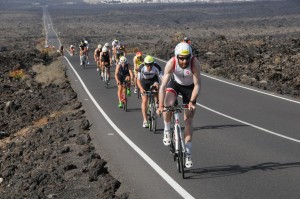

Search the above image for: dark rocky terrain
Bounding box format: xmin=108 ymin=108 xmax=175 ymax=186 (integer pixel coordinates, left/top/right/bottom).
xmin=1 ymin=0 xmax=300 ymax=198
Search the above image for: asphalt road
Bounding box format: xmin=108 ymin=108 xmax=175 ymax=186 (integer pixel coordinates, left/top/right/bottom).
xmin=43 ymin=6 xmax=300 ymax=199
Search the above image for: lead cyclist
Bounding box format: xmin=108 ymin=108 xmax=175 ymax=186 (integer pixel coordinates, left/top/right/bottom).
xmin=157 ymin=42 xmax=201 ymax=168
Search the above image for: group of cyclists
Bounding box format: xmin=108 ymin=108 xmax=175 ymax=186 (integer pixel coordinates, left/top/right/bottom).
xmin=71 ymin=37 xmax=200 ymax=168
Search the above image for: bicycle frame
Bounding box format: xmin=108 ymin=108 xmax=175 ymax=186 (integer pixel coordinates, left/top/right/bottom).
xmin=145 ymin=90 xmax=157 ymax=132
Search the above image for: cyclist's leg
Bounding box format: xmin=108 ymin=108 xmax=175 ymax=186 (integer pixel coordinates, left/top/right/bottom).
xmin=125 ymin=75 xmax=131 ymax=96
xmin=141 ymin=80 xmax=151 ymax=127
xmin=181 ymin=85 xmax=195 ymax=168
xmin=117 ymin=75 xmax=124 ymax=108
xmin=86 ymin=50 xmax=89 ymax=64
xmin=134 ymin=71 xmax=138 ymax=93
xmin=107 ymin=65 xmax=111 ymax=81
xmin=164 ymin=86 xmax=178 ymax=123
xmin=162 ymin=79 xmax=178 ymax=146
xmin=80 ymin=52 xmax=83 ymax=65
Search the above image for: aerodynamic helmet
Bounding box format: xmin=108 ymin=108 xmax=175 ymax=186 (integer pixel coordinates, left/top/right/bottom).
xmin=102 ymin=46 xmax=108 ymax=53
xmin=144 ymin=55 xmax=154 ymax=65
xmin=119 ymin=56 xmax=127 ymax=63
xmin=136 ymin=52 xmax=143 ymax=57
xmin=174 ymin=42 xmax=192 ymax=56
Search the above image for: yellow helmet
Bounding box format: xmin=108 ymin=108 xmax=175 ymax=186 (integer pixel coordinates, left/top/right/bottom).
xmin=144 ymin=55 xmax=154 ymax=65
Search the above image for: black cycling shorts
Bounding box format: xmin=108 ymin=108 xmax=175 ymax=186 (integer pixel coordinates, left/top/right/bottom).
xmin=166 ymin=78 xmax=194 ymax=104
xmin=141 ymin=76 xmax=159 ymax=91
xmin=117 ymin=74 xmax=130 ymax=84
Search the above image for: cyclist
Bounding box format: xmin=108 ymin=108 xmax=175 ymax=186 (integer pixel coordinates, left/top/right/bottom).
xmin=182 ymin=36 xmax=192 ymax=46
xmin=104 ymin=43 xmax=112 ymax=58
xmin=79 ymin=40 xmax=87 ymax=65
xmin=133 ymin=51 xmax=144 ymax=93
xmin=137 ymin=55 xmax=162 ymax=128
xmin=111 ymin=39 xmax=119 ymax=62
xmin=156 ymin=42 xmax=201 ymax=168
xmin=115 ymin=56 xmax=133 ymax=108
xmin=100 ymin=46 xmax=112 ymax=84
xmin=94 ymin=44 xmax=102 ymax=73
xmin=84 ymin=40 xmax=90 ymax=64
xmin=59 ymin=45 xmax=64 ymax=56
xmin=70 ymin=45 xmax=75 ymax=56
xmin=114 ymin=43 xmax=126 ymax=63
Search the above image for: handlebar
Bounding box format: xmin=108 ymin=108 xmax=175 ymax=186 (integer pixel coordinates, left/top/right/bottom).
xmin=162 ymin=104 xmax=189 ymax=113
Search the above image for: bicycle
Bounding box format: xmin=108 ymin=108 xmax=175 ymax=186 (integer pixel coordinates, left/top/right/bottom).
xmin=144 ymin=90 xmax=158 ymax=133
xmin=163 ymin=104 xmax=189 ymax=179
xmin=103 ymin=64 xmax=110 ymax=88
xmin=81 ymin=54 xmax=87 ymax=69
xmin=120 ymin=81 xmax=130 ymax=112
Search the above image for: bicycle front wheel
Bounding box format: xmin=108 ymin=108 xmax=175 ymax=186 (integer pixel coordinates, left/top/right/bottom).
xmin=104 ymin=70 xmax=108 ymax=88
xmin=123 ymin=87 xmax=127 ymax=112
xmin=176 ymin=125 xmax=185 ymax=178
xmin=150 ymin=100 xmax=157 ymax=133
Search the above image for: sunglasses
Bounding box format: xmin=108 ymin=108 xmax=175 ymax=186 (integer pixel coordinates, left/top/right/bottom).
xmin=177 ymin=55 xmax=191 ymax=61
xmin=146 ymin=63 xmax=154 ymax=67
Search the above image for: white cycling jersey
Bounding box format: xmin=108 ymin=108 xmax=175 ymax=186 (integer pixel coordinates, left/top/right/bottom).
xmin=138 ymin=63 xmax=162 ymax=81
xmin=173 ymin=57 xmax=194 ymax=86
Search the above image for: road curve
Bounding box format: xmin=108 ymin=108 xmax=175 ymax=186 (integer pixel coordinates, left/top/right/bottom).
xmin=44 ymin=6 xmax=300 ymax=199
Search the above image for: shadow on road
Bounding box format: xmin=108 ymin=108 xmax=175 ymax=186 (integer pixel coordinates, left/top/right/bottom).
xmin=126 ymin=108 xmax=141 ymax=112
xmin=193 ymin=124 xmax=249 ymax=132
xmin=185 ymin=162 xmax=300 ymax=179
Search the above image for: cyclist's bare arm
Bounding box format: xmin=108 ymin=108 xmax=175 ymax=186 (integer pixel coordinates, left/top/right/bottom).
xmin=128 ymin=64 xmax=134 ymax=82
xmin=115 ymin=64 xmax=120 ymax=84
xmin=189 ymin=58 xmax=201 ymax=110
xmin=136 ymin=75 xmax=144 ymax=93
xmin=158 ymin=58 xmax=174 ymax=110
xmin=94 ymin=50 xmax=98 ymax=61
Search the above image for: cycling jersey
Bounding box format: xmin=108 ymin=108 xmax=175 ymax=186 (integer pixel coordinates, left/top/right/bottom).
xmin=172 ymin=56 xmax=195 ymax=86
xmin=118 ymin=63 xmax=130 ymax=76
xmin=117 ymin=63 xmax=130 ymax=83
xmin=79 ymin=43 xmax=86 ymax=51
xmin=116 ymin=44 xmax=125 ymax=54
xmin=133 ymin=55 xmax=143 ymax=71
xmin=95 ymin=49 xmax=101 ymax=57
xmin=112 ymin=40 xmax=119 ymax=48
xmin=101 ymin=53 xmax=110 ymax=63
xmin=137 ymin=63 xmax=162 ymax=81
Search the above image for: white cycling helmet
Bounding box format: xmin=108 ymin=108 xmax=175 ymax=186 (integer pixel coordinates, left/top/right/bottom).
xmin=119 ymin=56 xmax=127 ymax=63
xmin=105 ymin=43 xmax=109 ymax=47
xmin=174 ymin=42 xmax=192 ymax=56
xmin=98 ymin=44 xmax=102 ymax=49
xmin=102 ymin=46 xmax=108 ymax=53
xmin=84 ymin=40 xmax=88 ymax=44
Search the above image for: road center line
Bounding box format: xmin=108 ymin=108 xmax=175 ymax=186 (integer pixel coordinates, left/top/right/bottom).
xmin=64 ymin=57 xmax=195 ymax=199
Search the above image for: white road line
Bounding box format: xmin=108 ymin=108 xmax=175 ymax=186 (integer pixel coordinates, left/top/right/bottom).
xmin=64 ymin=57 xmax=195 ymax=199
xmin=198 ymin=103 xmax=300 ymax=143
xmin=202 ymin=73 xmax=300 ymax=105
xmin=154 ymin=57 xmax=300 ymax=105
